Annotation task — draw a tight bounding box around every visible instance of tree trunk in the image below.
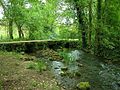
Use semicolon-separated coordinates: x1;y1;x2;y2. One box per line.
75;4;87;49
17;25;24;39
95;0;102;55
88;0;92;50
8;19;13;39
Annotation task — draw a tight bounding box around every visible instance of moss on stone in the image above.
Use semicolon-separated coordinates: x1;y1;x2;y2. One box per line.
61;66;68;71
77;82;90;90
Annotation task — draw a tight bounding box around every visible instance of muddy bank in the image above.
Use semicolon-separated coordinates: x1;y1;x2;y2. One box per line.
0;52;62;90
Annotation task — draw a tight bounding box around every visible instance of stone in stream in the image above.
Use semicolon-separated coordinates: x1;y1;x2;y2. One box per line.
61;59;65;63
60;71;66;76
77;82;91;90
20;51;25;55
54;67;59;69
60;71;68;76
61;67;68;71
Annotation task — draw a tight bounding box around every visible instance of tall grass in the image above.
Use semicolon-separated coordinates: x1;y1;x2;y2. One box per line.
27;60;47;72
58;49;79;64
58;50;71;64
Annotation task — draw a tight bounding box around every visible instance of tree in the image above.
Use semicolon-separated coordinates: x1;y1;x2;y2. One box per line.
0;0;14;39
24;0;58;40
95;0;102;55
12;0;25;39
88;0;92;50
66;0;88;49
100;0;120;59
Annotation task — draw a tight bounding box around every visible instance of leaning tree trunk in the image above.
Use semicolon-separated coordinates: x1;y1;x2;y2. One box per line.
88;0;92;50
8;19;13;39
95;0;102;55
75;4;87;49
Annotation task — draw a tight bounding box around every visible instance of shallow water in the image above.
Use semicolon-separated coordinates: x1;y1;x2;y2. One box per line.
35;49;120;90
52;61;78;90
51;50;120;90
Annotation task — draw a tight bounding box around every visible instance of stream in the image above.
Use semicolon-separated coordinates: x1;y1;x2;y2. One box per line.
36;49;120;90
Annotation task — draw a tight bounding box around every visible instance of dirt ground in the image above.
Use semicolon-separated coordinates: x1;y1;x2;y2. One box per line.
0;52;62;90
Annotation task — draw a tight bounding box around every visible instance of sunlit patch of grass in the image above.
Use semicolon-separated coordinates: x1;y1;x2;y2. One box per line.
0;25;18;40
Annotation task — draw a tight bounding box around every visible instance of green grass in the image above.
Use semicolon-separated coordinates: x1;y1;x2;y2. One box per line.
58;50;71;64
27;62;36;69
27;60;47;72
0;51;22;59
36;61;47;72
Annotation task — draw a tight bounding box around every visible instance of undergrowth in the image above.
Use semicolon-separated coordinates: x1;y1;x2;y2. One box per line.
27;60;47;72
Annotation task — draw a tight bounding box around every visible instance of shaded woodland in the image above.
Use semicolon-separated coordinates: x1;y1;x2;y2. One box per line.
0;0;120;90
0;0;120;60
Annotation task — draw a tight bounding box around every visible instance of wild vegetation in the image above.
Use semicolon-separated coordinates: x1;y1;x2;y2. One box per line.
0;0;120;90
0;0;119;60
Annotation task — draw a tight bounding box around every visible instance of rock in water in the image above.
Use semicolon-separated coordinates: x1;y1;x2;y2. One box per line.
59;71;68;76
60;71;66;76
77;82;91;90
21;51;25;55
61;67;68;71
78;63;83;67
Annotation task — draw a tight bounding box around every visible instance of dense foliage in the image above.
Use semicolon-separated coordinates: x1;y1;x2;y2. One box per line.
0;0;120;60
